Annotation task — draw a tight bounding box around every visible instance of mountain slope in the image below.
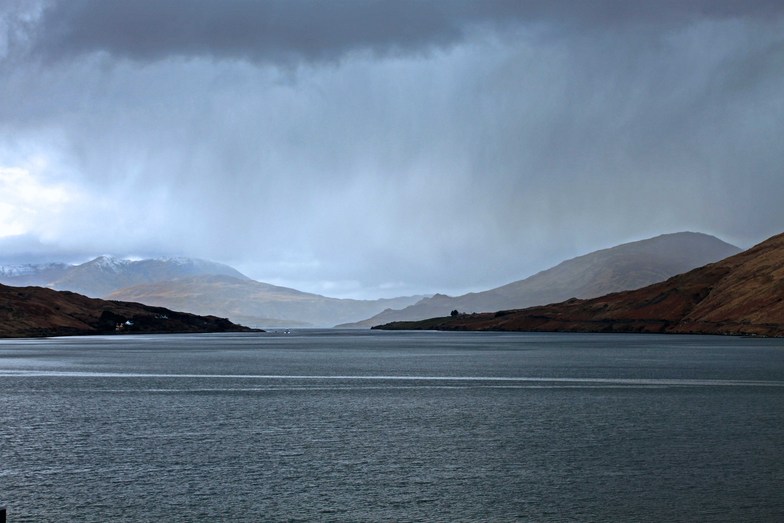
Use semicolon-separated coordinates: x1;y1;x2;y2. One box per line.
0;283;256;338
107;275;426;328
375;232;784;337
0;262;71;287
0;256;249;297
343;232;741;327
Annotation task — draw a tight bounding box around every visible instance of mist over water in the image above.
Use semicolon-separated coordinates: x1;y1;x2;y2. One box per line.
1;331;783;521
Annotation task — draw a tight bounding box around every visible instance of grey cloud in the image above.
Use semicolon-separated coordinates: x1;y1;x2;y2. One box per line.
1;1;783;298
0;234;107;265
9;0;784;65
22;0;490;63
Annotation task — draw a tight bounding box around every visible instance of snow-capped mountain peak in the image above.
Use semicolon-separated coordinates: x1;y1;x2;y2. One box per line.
88;255;132;272
0;255;249;297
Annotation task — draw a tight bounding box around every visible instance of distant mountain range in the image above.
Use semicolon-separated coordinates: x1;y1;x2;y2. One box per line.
0;283;255;338
0;231;742;330
106;275;427;328
340;232;741;328
0;256;425;328
374;231;784;337
0;256;247;297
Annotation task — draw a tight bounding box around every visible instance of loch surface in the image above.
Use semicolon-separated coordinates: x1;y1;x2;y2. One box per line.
1;331;783;521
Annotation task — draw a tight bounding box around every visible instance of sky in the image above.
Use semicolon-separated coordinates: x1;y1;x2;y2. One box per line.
0;1;783;299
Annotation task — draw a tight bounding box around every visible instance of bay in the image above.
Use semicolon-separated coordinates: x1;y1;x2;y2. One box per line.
1;331;783;521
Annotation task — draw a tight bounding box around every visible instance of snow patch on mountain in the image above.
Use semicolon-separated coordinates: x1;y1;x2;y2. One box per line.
88;255;132;272
0;262;68;277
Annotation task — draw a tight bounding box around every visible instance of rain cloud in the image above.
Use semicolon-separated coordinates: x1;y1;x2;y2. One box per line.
1;1;783;298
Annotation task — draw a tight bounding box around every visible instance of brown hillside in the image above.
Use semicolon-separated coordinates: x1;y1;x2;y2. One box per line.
344;232;740;328
0;284;256;338
375;232;784;337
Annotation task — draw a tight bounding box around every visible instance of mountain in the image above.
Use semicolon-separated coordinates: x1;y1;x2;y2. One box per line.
0;283;256;338
374;231;784;337
0;256;248;297
0;262;71;287
106;275;427;328
0;255;426;328
340;232;741;328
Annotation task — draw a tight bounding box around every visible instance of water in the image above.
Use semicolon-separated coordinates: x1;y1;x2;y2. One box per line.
1;330;783;522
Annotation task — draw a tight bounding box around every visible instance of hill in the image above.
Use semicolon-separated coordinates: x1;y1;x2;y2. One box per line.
342;232;740;327
0;256;248;297
374;232;784;337
1;256;425;327
106;275;426;328
0;283;257;338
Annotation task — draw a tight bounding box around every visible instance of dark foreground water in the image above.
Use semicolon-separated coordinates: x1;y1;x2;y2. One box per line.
1;331;783;522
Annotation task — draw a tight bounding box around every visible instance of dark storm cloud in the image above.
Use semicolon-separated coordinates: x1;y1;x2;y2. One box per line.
22;0;503;63
17;0;784;64
1;0;783;298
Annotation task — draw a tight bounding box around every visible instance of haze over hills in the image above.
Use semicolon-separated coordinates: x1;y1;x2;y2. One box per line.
375;231;784;337
0;283;255;338
340;232;741;328
106;275;426;329
0;232;740;329
0;256;426;328
0;256;248;297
